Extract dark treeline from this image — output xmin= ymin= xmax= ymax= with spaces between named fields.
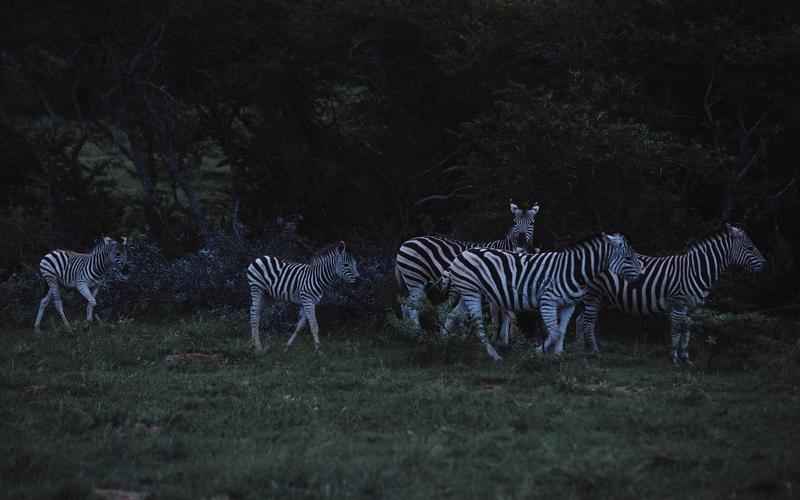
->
xmin=1 ymin=1 xmax=799 ymax=307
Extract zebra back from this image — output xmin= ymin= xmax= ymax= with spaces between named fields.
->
xmin=247 ymin=241 xmax=359 ymax=302
xmin=39 ymin=237 xmax=128 ymax=287
xmin=395 ymin=201 xmax=540 ymax=291
xmin=586 ymin=224 xmax=766 ymax=314
xmin=445 ymin=233 xmax=641 ymax=312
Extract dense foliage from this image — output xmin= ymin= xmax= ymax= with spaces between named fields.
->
xmin=2 ymin=1 xmax=798 ymax=317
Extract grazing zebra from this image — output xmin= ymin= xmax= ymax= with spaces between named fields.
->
xmin=34 ymin=236 xmax=130 ymax=332
xmin=575 ymin=223 xmax=767 ymax=365
xmin=434 ymin=233 xmax=642 ymax=361
xmin=247 ymin=241 xmax=360 ymax=352
xmin=395 ymin=202 xmax=540 ymax=329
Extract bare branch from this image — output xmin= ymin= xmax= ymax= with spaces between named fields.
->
xmin=94 ymin=119 xmax=135 ymax=162
xmin=734 ymin=145 xmax=761 ymax=182
xmin=703 ymin=69 xmax=716 ymax=129
xmin=768 ymin=176 xmax=797 ymax=202
xmin=127 ymin=22 xmax=165 ymax=76
xmin=414 ymin=186 xmax=474 ymax=207
xmin=69 ymin=128 xmax=90 ymax=166
xmin=71 ymin=78 xmax=83 ymax=122
xmin=232 ymin=198 xmax=245 ymax=242
xmin=137 ymin=80 xmax=178 ymax=104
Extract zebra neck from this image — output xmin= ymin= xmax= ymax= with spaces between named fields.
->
xmin=570 ymin=242 xmax=608 ymax=285
xmin=687 ymin=239 xmax=730 ymax=291
xmin=94 ymin=250 xmax=112 ymax=274
xmin=309 ymin=260 xmax=338 ymax=288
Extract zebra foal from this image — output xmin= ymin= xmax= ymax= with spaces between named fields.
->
xmin=575 ymin=223 xmax=767 ymax=365
xmin=395 ymin=201 xmax=539 ymax=329
xmin=34 ymin=236 xmax=130 ymax=332
xmin=435 ymin=233 xmax=643 ymax=361
xmin=247 ymin=241 xmax=359 ymax=352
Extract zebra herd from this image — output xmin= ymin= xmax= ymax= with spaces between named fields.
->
xmin=33 ymin=201 xmax=767 ymax=365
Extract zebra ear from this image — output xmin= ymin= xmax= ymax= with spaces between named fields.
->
xmin=337 ymin=241 xmax=346 ymax=253
xmin=528 ymin=203 xmax=540 ymax=216
xmin=122 ymin=236 xmax=128 ymax=246
xmin=103 ymin=236 xmax=112 ymax=244
xmin=510 ymin=201 xmax=522 ymax=215
xmin=604 ymin=233 xmax=621 ymax=244
xmin=726 ymin=223 xmax=743 ymax=236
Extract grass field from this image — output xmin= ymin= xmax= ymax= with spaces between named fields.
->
xmin=2 ymin=311 xmax=799 ymax=500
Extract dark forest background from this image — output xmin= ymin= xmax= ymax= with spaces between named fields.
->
xmin=1 ymin=1 xmax=799 ymax=321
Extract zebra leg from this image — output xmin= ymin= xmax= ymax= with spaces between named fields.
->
xmin=405 ymin=286 xmax=426 ymax=329
xmin=304 ymin=303 xmax=322 ymax=353
xmin=463 ymin=295 xmax=502 ymax=362
xmin=679 ymin=313 xmax=693 ymax=366
xmin=77 ymin=283 xmax=97 ymax=322
xmin=285 ymin=309 xmax=307 ymax=350
xmin=498 ymin=310 xmax=514 ymax=347
xmin=249 ymin=289 xmax=266 ymax=351
xmin=554 ymin=304 xmax=577 ymax=355
xmin=51 ymin=286 xmax=72 ymax=332
xmin=669 ymin=307 xmax=690 ymax=366
xmin=489 ymin=302 xmax=501 ymax=339
xmin=577 ymin=297 xmax=602 ymax=355
xmin=34 ymin=289 xmax=52 ymax=332
xmin=539 ymin=296 xmax=563 ymax=354
xmin=441 ymin=298 xmax=465 ymax=337
xmin=88 ymin=287 xmax=100 ymax=321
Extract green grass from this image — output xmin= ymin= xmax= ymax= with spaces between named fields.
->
xmin=1 ymin=312 xmax=799 ymax=499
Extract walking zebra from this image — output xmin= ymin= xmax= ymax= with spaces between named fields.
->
xmin=395 ymin=202 xmax=539 ymax=329
xmin=247 ymin=241 xmax=359 ymax=352
xmin=435 ymin=233 xmax=642 ymax=361
xmin=34 ymin=236 xmax=130 ymax=332
xmin=575 ymin=223 xmax=766 ymax=365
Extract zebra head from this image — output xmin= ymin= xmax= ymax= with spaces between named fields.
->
xmin=509 ymin=201 xmax=540 ymax=250
xmin=334 ymin=241 xmax=360 ymax=283
xmin=98 ymin=236 xmax=130 ymax=277
xmin=725 ymin=224 xmax=767 ymax=272
xmin=604 ymin=233 xmax=643 ymax=283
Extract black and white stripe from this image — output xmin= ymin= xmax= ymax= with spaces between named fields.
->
xmin=247 ymin=241 xmax=359 ymax=352
xmin=437 ymin=233 xmax=642 ymax=361
xmin=576 ymin=224 xmax=767 ymax=365
xmin=395 ymin=202 xmax=539 ymax=329
xmin=34 ymin=236 xmax=129 ymax=331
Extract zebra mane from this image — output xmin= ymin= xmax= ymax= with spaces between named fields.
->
xmin=91 ymin=238 xmax=115 ymax=254
xmin=684 ymin=227 xmax=729 ymax=253
xmin=555 ymin=233 xmax=617 ymax=251
xmin=310 ymin=243 xmax=345 ymax=264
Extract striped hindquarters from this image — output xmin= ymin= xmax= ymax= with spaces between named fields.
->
xmin=247 ymin=256 xmax=310 ymax=301
xmin=39 ymin=250 xmax=92 ymax=287
xmin=395 ymin=236 xmax=470 ymax=291
xmin=447 ymin=249 xmax=558 ymax=312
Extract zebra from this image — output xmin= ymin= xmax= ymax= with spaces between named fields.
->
xmin=247 ymin=241 xmax=360 ymax=352
xmin=34 ymin=236 xmax=130 ymax=332
xmin=434 ymin=233 xmax=642 ymax=361
xmin=395 ymin=201 xmax=540 ymax=330
xmin=575 ymin=223 xmax=767 ymax=365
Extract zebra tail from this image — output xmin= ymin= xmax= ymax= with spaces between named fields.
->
xmin=424 ymin=272 xmax=452 ymax=305
xmin=394 ymin=265 xmax=407 ymax=294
